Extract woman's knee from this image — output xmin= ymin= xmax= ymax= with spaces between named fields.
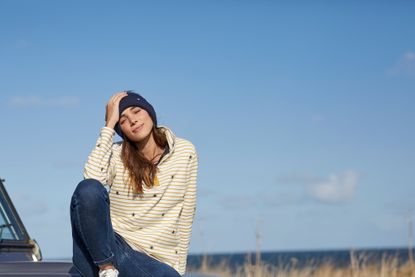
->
xmin=72 ymin=178 xmax=107 ymax=205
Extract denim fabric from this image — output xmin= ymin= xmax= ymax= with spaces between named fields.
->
xmin=70 ymin=179 xmax=181 ymax=277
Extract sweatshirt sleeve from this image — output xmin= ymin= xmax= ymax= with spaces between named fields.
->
xmin=83 ymin=127 xmax=117 ymax=186
xmin=177 ymin=148 xmax=198 ymax=275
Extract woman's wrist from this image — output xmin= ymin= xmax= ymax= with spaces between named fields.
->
xmin=105 ymin=120 xmax=117 ymax=129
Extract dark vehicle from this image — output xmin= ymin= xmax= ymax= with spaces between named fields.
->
xmin=0 ymin=178 xmax=213 ymax=277
xmin=0 ymin=178 xmax=79 ymax=276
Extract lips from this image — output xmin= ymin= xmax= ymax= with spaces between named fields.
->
xmin=132 ymin=123 xmax=144 ymax=133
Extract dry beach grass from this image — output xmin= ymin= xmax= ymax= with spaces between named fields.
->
xmin=189 ymin=251 xmax=415 ymax=277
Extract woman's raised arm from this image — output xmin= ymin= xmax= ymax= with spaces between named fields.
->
xmin=83 ymin=92 xmax=127 ymax=185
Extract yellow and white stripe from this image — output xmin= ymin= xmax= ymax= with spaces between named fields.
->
xmin=83 ymin=126 xmax=198 ymax=275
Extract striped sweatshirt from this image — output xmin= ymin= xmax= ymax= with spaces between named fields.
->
xmin=83 ymin=126 xmax=198 ymax=275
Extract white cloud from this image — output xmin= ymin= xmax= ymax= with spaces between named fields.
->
xmin=387 ymin=51 xmax=415 ymax=76
xmin=7 ymin=96 xmax=80 ymax=108
xmin=217 ymin=170 xmax=360 ymax=209
xmin=276 ymin=171 xmax=326 ymax=186
xmin=308 ymin=170 xmax=359 ymax=204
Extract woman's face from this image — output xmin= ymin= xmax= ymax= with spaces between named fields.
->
xmin=119 ymin=106 xmax=154 ymax=142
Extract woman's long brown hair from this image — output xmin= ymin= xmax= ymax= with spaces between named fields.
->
xmin=121 ymin=126 xmax=167 ymax=194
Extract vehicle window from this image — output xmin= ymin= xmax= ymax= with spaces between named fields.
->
xmin=0 ymin=201 xmax=20 ymax=240
xmin=0 ymin=180 xmax=27 ymax=241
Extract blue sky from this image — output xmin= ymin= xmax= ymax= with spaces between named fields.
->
xmin=1 ymin=1 xmax=415 ymax=259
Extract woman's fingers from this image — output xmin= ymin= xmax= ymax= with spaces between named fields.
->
xmin=109 ymin=91 xmax=127 ymax=104
xmin=107 ymin=92 xmax=128 ymax=109
xmin=114 ymin=92 xmax=128 ymax=104
xmin=111 ymin=92 xmax=128 ymax=111
xmin=105 ymin=91 xmax=128 ymax=126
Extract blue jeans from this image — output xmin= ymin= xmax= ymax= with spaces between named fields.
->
xmin=70 ymin=179 xmax=181 ymax=277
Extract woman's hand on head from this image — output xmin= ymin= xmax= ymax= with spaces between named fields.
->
xmin=105 ymin=91 xmax=128 ymax=129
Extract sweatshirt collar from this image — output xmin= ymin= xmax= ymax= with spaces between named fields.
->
xmin=157 ymin=126 xmax=175 ymax=165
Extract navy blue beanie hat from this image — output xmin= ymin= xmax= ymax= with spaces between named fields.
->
xmin=114 ymin=91 xmax=157 ymax=138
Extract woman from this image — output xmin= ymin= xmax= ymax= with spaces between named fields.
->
xmin=70 ymin=91 xmax=198 ymax=277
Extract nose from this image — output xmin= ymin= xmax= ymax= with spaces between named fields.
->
xmin=130 ymin=119 xmax=138 ymax=126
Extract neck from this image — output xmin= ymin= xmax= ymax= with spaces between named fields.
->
xmin=136 ymin=131 xmax=163 ymax=162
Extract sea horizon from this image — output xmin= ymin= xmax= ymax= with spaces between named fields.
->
xmin=48 ymin=246 xmax=415 ymax=263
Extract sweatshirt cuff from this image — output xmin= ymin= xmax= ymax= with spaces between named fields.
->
xmin=97 ymin=127 xmax=115 ymax=148
xmin=101 ymin=126 xmax=115 ymax=137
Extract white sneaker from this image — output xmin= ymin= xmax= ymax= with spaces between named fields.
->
xmin=99 ymin=268 xmax=119 ymax=277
